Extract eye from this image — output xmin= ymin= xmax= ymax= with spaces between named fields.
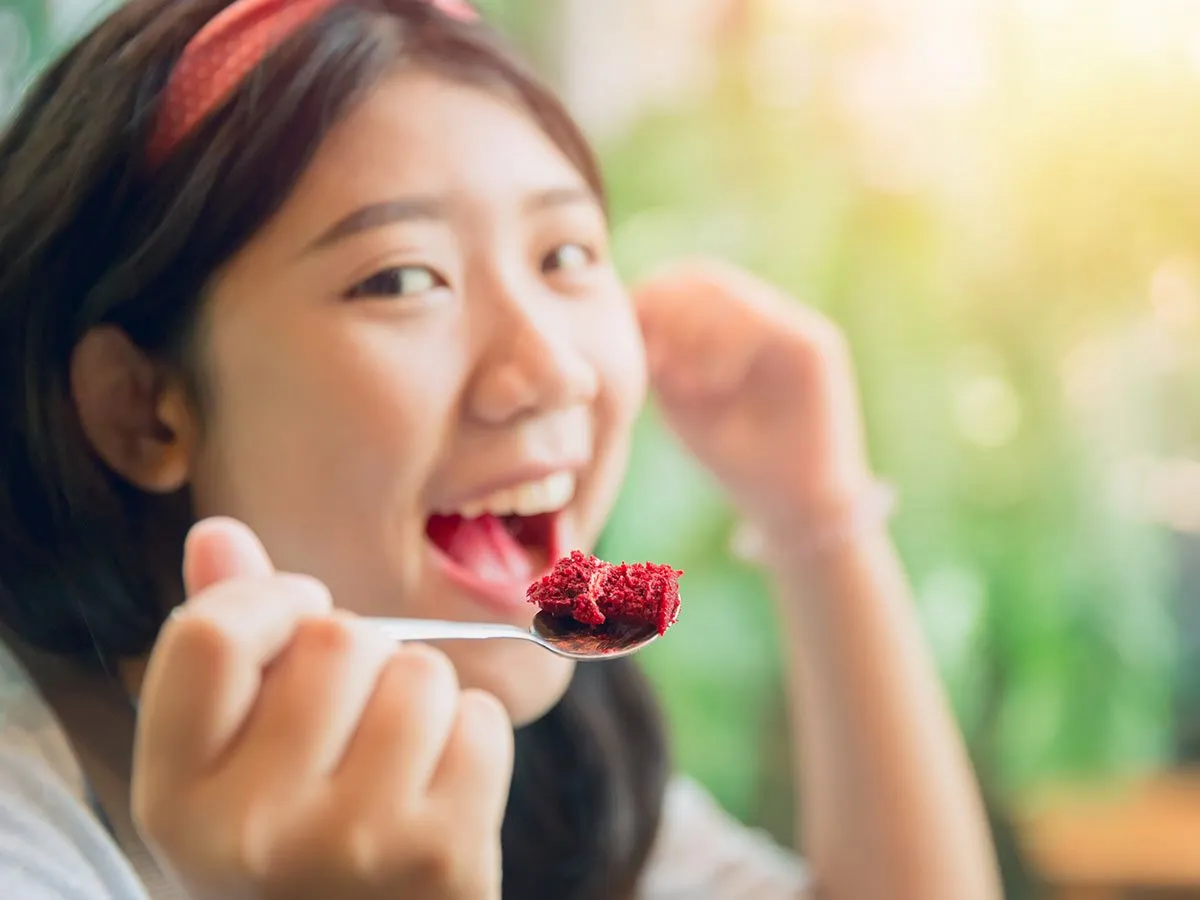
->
xmin=541 ymin=243 xmax=596 ymax=275
xmin=344 ymin=265 xmax=447 ymax=300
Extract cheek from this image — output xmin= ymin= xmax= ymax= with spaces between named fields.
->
xmin=186 ymin=320 xmax=458 ymax=563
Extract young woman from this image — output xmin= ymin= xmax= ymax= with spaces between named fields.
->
xmin=0 ymin=1 xmax=1001 ymax=897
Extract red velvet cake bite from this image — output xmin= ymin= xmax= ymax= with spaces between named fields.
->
xmin=526 ymin=550 xmax=683 ymax=636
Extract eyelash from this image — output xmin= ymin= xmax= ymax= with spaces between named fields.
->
xmin=343 ymin=241 xmax=599 ymax=301
xmin=344 ymin=265 xmax=447 ymax=300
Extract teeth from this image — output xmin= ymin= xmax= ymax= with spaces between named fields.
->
xmin=452 ymin=472 xmax=576 ymax=519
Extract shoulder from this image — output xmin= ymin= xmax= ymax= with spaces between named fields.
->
xmin=0 ymin=638 xmax=88 ymax=797
xmin=0 ymin=639 xmax=147 ymax=899
xmin=638 ymin=776 xmax=812 ymax=900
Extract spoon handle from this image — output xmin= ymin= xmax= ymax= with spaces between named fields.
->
xmin=370 ymin=618 xmax=533 ymax=644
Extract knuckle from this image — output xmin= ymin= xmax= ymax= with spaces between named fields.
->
xmin=273 ymin=572 xmax=334 ymax=611
xmin=791 ymin=312 xmax=849 ymax=363
xmin=392 ymin=643 xmax=460 ymax=695
xmin=453 ymin=689 xmax=513 ymax=763
xmin=818 ymin=320 xmax=850 ymax=356
xmin=404 ymin=832 xmax=494 ymax=898
xmin=223 ymin=797 xmax=300 ymax=884
xmin=458 ymin=689 xmax=509 ymax=731
xmin=334 ymin=819 xmax=387 ymax=876
xmin=161 ymin=610 xmax=240 ymax=672
xmin=410 ymin=844 xmax=458 ymax=888
xmin=804 ymin=311 xmax=846 ymax=349
xmin=291 ymin=612 xmax=360 ymax=657
xmin=173 ymin=573 xmax=329 ymax=638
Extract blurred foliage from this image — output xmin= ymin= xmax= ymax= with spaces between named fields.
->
xmin=8 ymin=1 xmax=1200 ymax=879
xmin=598 ymin=0 xmax=1200 ymax=837
xmin=0 ymin=1 xmax=42 ymax=117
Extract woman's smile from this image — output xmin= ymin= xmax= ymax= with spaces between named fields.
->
xmin=425 ymin=468 xmax=579 ymax=613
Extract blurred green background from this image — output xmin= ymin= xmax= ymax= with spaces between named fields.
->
xmin=7 ymin=0 xmax=1200 ymax=895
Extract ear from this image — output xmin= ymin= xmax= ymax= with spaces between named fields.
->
xmin=70 ymin=326 xmax=197 ymax=493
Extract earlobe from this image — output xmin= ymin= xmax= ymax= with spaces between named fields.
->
xmin=70 ymin=326 xmax=195 ymax=493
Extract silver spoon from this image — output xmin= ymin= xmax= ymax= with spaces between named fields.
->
xmin=371 ymin=611 xmax=661 ymax=660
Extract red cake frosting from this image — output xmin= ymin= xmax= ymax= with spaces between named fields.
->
xmin=526 ymin=550 xmax=683 ymax=636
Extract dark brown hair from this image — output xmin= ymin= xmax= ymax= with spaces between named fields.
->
xmin=0 ymin=2 xmax=669 ymax=897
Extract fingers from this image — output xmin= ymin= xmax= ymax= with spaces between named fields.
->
xmin=633 ymin=259 xmax=759 ymax=328
xmin=634 ymin=263 xmax=761 ymax=400
xmin=427 ymin=689 xmax=514 ymax=834
xmin=136 ymin=516 xmax=513 ymax=900
xmin=635 ymin=258 xmax=784 ymax=312
xmin=421 ymin=694 xmax=510 ymax=900
xmin=228 ymin=614 xmax=400 ymax=783
xmin=335 ymin=644 xmax=462 ymax=803
xmin=183 ymin=517 xmax=275 ymax=596
xmin=135 ymin=571 xmax=333 ymax=786
xmin=640 ymin=259 xmax=847 ymax=350
xmin=634 ymin=259 xmax=847 ymax=399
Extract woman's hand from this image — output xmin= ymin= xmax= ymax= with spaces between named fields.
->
xmin=131 ymin=518 xmax=513 ymax=900
xmin=635 ymin=260 xmax=873 ymax=528
xmin=640 ymin=262 xmax=1002 ymax=899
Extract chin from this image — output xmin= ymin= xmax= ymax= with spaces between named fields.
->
xmin=441 ymin=638 xmax=576 ymax=727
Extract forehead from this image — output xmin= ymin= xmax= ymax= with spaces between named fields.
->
xmin=277 ymin=70 xmax=590 ymax=233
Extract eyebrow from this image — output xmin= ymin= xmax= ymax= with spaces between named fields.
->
xmin=304 ymin=186 xmax=597 ymax=254
xmin=306 ymin=197 xmax=446 ymax=253
xmin=523 ymin=185 xmax=595 ymax=213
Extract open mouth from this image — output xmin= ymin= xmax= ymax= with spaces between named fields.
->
xmin=425 ymin=471 xmax=576 ymax=608
xmin=425 ymin=511 xmax=559 ymax=587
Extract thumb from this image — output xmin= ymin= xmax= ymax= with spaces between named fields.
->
xmin=182 ymin=517 xmax=274 ymax=597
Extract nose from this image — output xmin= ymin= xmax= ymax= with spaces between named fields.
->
xmin=465 ymin=294 xmax=600 ymax=426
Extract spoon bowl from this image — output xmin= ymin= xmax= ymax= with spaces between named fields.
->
xmin=370 ymin=612 xmax=661 ymax=660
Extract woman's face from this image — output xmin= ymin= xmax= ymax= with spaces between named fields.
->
xmin=184 ymin=71 xmax=646 ymax=723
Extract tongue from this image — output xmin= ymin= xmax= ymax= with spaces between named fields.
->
xmin=430 ymin=514 xmax=534 ymax=584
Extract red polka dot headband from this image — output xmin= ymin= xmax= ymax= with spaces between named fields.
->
xmin=147 ymin=0 xmax=479 ymax=166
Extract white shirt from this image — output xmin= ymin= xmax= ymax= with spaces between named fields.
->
xmin=0 ymin=640 xmax=810 ymax=899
